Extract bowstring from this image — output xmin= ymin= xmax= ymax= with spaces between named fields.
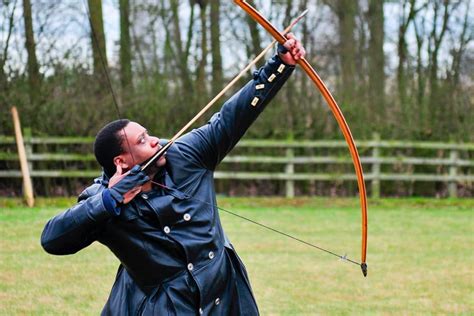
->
xmin=151 ymin=180 xmax=361 ymax=267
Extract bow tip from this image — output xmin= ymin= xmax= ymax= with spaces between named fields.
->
xmin=361 ymin=263 xmax=368 ymax=277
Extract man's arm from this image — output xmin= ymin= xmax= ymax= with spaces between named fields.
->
xmin=41 ymin=166 xmax=149 ymax=255
xmin=176 ymin=53 xmax=295 ymax=170
xmin=173 ymin=34 xmax=305 ymax=171
xmin=41 ymin=184 xmax=112 ymax=255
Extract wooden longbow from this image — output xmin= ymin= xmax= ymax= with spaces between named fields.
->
xmin=234 ymin=0 xmax=368 ymax=277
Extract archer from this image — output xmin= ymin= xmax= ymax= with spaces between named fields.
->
xmin=41 ymin=34 xmax=305 ymax=315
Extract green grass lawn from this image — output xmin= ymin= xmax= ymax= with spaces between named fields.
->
xmin=1 ymin=197 xmax=473 ymax=315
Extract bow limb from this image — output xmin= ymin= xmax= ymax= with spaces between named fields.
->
xmin=234 ymin=0 xmax=368 ymax=277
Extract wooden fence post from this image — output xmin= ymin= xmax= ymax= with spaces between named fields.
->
xmin=285 ymin=148 xmax=295 ymax=198
xmin=371 ymin=133 xmax=381 ymax=199
xmin=24 ymin=128 xmax=33 ymax=173
xmin=448 ymin=149 xmax=458 ymax=198
xmin=11 ymin=107 xmax=35 ymax=207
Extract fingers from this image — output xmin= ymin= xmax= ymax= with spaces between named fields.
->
xmin=122 ymin=186 xmax=143 ymax=204
xmin=292 ymin=46 xmax=305 ymax=60
xmin=115 ymin=164 xmax=123 ymax=176
xmin=109 ymin=164 xmax=127 ymax=187
xmin=283 ymin=33 xmax=306 ymax=61
xmin=283 ymin=37 xmax=296 ymax=52
xmin=130 ymin=186 xmax=142 ymax=195
xmin=109 ymin=166 xmax=122 ymax=188
xmin=114 ymin=164 xmax=131 ymax=179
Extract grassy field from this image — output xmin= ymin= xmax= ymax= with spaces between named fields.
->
xmin=1 ymin=197 xmax=473 ymax=315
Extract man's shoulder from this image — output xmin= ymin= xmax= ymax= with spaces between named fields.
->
xmin=77 ymin=174 xmax=107 ymax=201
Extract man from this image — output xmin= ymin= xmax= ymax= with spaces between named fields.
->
xmin=41 ymin=34 xmax=305 ymax=315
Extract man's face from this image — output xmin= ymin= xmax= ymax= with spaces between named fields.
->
xmin=115 ymin=122 xmax=166 ymax=171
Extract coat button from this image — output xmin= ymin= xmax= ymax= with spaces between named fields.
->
xmin=251 ymin=97 xmax=259 ymax=107
xmin=187 ymin=263 xmax=194 ymax=271
xmin=208 ymin=251 xmax=214 ymax=259
xmin=183 ymin=213 xmax=191 ymax=221
xmin=215 ymin=298 xmax=220 ymax=305
xmin=141 ymin=193 xmax=148 ymax=200
xmin=163 ymin=226 xmax=170 ymax=234
xmin=277 ymin=64 xmax=286 ymax=73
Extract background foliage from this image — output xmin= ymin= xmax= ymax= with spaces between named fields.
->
xmin=0 ymin=0 xmax=473 ymax=197
xmin=1 ymin=0 xmax=472 ymax=140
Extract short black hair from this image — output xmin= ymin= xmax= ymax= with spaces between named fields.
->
xmin=94 ymin=119 xmax=130 ymax=177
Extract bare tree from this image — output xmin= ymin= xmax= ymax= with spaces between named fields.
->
xmin=23 ymin=0 xmax=41 ymax=106
xmin=397 ymin=0 xmax=419 ymax=110
xmin=326 ymin=0 xmax=358 ymax=105
xmin=367 ymin=0 xmax=385 ymax=128
xmin=413 ymin=14 xmax=426 ymax=107
xmin=169 ymin=0 xmax=195 ymax=91
xmin=428 ymin=0 xmax=452 ymax=104
xmin=87 ymin=0 xmax=108 ymax=77
xmin=0 ymin=0 xmax=17 ymax=101
xmin=120 ymin=0 xmax=133 ymax=94
xmin=210 ymin=0 xmax=223 ymax=96
xmin=448 ymin=1 xmax=472 ymax=87
xmin=245 ymin=0 xmax=262 ymax=58
xmin=194 ymin=0 xmax=208 ymax=100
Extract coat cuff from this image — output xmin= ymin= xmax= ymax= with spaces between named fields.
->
xmin=102 ymin=189 xmax=121 ymax=216
xmin=249 ymin=54 xmax=294 ymax=109
xmin=258 ymin=54 xmax=295 ymax=78
xmin=72 ymin=192 xmax=116 ymax=224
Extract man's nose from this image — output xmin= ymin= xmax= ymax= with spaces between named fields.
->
xmin=151 ymin=137 xmax=160 ymax=147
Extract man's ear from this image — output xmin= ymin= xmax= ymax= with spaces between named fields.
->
xmin=113 ymin=155 xmax=130 ymax=171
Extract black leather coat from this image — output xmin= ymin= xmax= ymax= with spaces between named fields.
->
xmin=41 ymin=55 xmax=294 ymax=315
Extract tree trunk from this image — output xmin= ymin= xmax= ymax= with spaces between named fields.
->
xmin=427 ymin=0 xmax=452 ymax=138
xmin=367 ymin=0 xmax=385 ymax=128
xmin=0 ymin=0 xmax=17 ymax=101
xmin=22 ymin=0 xmax=41 ymax=106
xmin=245 ymin=0 xmax=261 ymax=58
xmin=414 ymin=18 xmax=427 ymax=131
xmin=210 ymin=0 xmax=223 ymax=96
xmin=170 ymin=0 xmax=194 ymax=91
xmin=119 ymin=0 xmax=133 ymax=94
xmin=428 ymin=0 xmax=450 ymax=105
xmin=449 ymin=1 xmax=470 ymax=88
xmin=87 ymin=0 xmax=108 ymax=77
xmin=195 ymin=1 xmax=208 ymax=102
xmin=334 ymin=0 xmax=357 ymax=105
xmin=283 ymin=0 xmax=295 ymax=28
xmin=397 ymin=0 xmax=418 ymax=131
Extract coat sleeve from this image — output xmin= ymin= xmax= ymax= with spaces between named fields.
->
xmin=40 ymin=183 xmax=112 ymax=255
xmin=175 ymin=54 xmax=295 ymax=170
